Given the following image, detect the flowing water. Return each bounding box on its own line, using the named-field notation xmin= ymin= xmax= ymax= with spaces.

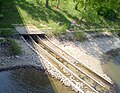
xmin=102 ymin=50 xmax=120 ymax=92
xmin=0 ymin=67 xmax=75 ymax=93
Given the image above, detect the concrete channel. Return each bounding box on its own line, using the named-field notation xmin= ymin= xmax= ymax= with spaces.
xmin=25 ymin=35 xmax=114 ymax=93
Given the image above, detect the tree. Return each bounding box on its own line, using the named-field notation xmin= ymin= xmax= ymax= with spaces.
xmin=73 ymin=0 xmax=120 ymax=21
xmin=45 ymin=0 xmax=49 ymax=8
xmin=56 ymin=0 xmax=60 ymax=9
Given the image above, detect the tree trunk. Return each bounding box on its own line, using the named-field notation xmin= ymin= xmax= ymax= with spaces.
xmin=56 ymin=0 xmax=60 ymax=9
xmin=45 ymin=0 xmax=49 ymax=8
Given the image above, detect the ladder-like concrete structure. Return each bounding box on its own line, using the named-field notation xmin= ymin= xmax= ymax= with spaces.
xmin=15 ymin=25 xmax=45 ymax=35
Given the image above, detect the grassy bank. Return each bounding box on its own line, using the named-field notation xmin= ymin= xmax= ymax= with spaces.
xmin=0 ymin=0 xmax=120 ymax=35
xmin=0 ymin=0 xmax=23 ymax=28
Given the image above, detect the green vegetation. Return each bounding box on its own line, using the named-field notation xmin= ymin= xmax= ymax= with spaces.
xmin=0 ymin=30 xmax=14 ymax=37
xmin=0 ymin=0 xmax=23 ymax=28
xmin=0 ymin=0 xmax=120 ymax=40
xmin=18 ymin=0 xmax=120 ymax=30
xmin=14 ymin=0 xmax=72 ymax=35
xmin=74 ymin=0 xmax=120 ymax=20
xmin=46 ymin=20 xmax=67 ymax=37
xmin=7 ymin=39 xmax=22 ymax=55
xmin=0 ymin=29 xmax=22 ymax=55
xmin=73 ymin=31 xmax=87 ymax=41
xmin=0 ymin=38 xmax=22 ymax=55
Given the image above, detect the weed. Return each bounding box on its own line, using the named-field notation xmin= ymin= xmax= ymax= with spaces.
xmin=7 ymin=39 xmax=22 ymax=55
xmin=47 ymin=20 xmax=67 ymax=37
xmin=73 ymin=32 xmax=87 ymax=41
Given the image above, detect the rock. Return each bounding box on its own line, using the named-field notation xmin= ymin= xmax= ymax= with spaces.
xmin=7 ymin=57 xmax=11 ymax=59
xmin=1 ymin=62 xmax=5 ymax=66
xmin=6 ymin=59 xmax=9 ymax=62
xmin=15 ymin=55 xmax=20 ymax=59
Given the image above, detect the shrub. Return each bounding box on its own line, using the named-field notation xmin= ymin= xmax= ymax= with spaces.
xmin=73 ymin=31 xmax=87 ymax=41
xmin=97 ymin=6 xmax=117 ymax=20
xmin=47 ymin=20 xmax=67 ymax=37
xmin=7 ymin=39 xmax=22 ymax=55
xmin=52 ymin=24 xmax=66 ymax=36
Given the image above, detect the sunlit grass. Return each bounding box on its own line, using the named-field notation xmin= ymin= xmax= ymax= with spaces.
xmin=0 ymin=0 xmax=120 ymax=34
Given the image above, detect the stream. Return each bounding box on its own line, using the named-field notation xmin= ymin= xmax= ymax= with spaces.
xmin=0 ymin=67 xmax=74 ymax=93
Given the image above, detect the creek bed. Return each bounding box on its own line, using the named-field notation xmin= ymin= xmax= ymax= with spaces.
xmin=102 ymin=49 xmax=120 ymax=93
xmin=0 ymin=67 xmax=75 ymax=93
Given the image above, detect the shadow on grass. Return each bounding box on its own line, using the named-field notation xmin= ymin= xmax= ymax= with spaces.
xmin=0 ymin=0 xmax=58 ymax=92
xmin=60 ymin=7 xmax=120 ymax=30
xmin=0 ymin=0 xmax=24 ymax=28
xmin=15 ymin=0 xmax=71 ymax=28
xmin=60 ymin=9 xmax=103 ymax=29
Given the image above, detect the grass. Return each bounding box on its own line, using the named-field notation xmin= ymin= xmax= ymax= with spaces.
xmin=73 ymin=32 xmax=87 ymax=41
xmin=14 ymin=0 xmax=71 ymax=32
xmin=0 ymin=30 xmax=14 ymax=37
xmin=0 ymin=38 xmax=22 ymax=55
xmin=0 ymin=0 xmax=23 ymax=28
xmin=7 ymin=39 xmax=22 ymax=55
xmin=0 ymin=29 xmax=21 ymax=55
xmin=0 ymin=0 xmax=120 ymax=36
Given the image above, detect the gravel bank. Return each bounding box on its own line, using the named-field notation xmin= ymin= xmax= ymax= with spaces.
xmin=50 ymin=35 xmax=120 ymax=83
xmin=1 ymin=34 xmax=120 ymax=84
xmin=0 ymin=37 xmax=43 ymax=70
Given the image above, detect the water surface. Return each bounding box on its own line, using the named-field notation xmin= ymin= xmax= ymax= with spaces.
xmin=0 ymin=67 xmax=74 ymax=93
xmin=102 ymin=50 xmax=120 ymax=92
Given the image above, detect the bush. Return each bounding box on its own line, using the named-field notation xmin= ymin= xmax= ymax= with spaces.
xmin=7 ymin=39 xmax=22 ymax=55
xmin=52 ymin=24 xmax=66 ymax=36
xmin=97 ymin=6 xmax=117 ymax=20
xmin=73 ymin=31 xmax=87 ymax=41
xmin=47 ymin=21 xmax=67 ymax=37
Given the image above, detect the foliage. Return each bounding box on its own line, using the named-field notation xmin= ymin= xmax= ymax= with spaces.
xmin=97 ymin=6 xmax=117 ymax=20
xmin=47 ymin=20 xmax=66 ymax=36
xmin=7 ymin=39 xmax=22 ymax=55
xmin=0 ymin=38 xmax=22 ymax=55
xmin=73 ymin=31 xmax=87 ymax=41
xmin=1 ymin=0 xmax=120 ymax=36
xmin=0 ymin=30 xmax=14 ymax=37
xmin=0 ymin=0 xmax=23 ymax=28
xmin=74 ymin=0 xmax=120 ymax=21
